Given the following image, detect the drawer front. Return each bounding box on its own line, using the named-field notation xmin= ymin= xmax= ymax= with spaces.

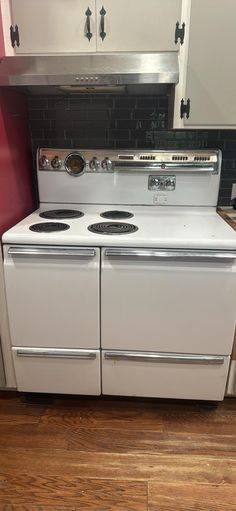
xmin=13 ymin=348 xmax=101 ymax=395
xmin=4 ymin=245 xmax=100 ymax=349
xmin=101 ymin=248 xmax=236 ymax=355
xmin=102 ymin=351 xmax=230 ymax=401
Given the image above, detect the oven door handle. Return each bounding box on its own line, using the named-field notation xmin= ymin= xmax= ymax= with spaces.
xmin=16 ymin=348 xmax=97 ymax=360
xmin=115 ymin=162 xmax=217 ymax=173
xmin=8 ymin=246 xmax=96 ymax=258
xmin=104 ymin=351 xmax=225 ymax=365
xmin=104 ymin=248 xmax=236 ymax=263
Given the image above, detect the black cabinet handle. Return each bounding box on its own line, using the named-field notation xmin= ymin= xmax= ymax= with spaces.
xmin=100 ymin=6 xmax=106 ymax=41
xmin=85 ymin=7 xmax=92 ymax=41
xmin=10 ymin=24 xmax=20 ymax=48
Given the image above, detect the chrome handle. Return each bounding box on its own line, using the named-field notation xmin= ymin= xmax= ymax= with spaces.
xmin=104 ymin=352 xmax=224 ymax=365
xmin=100 ymin=6 xmax=106 ymax=41
xmin=104 ymin=249 xmax=236 ymax=263
xmin=85 ymin=7 xmax=92 ymax=41
xmin=8 ymin=246 xmax=96 ymax=258
xmin=115 ymin=162 xmax=218 ymax=174
xmin=16 ymin=348 xmax=97 ymax=360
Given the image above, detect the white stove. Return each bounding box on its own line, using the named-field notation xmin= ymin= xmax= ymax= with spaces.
xmin=3 ymin=148 xmax=236 ymax=401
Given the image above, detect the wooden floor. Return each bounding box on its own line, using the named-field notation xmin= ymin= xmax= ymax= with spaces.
xmin=0 ymin=392 xmax=235 ymax=510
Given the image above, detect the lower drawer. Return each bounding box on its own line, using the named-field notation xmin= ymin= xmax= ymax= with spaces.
xmin=12 ymin=347 xmax=101 ymax=395
xmin=102 ymin=351 xmax=230 ymax=401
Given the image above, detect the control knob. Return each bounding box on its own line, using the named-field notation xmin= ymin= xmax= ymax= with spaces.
xmin=101 ymin=157 xmax=113 ymax=171
xmin=51 ymin=156 xmax=62 ymax=169
xmin=165 ymin=178 xmax=175 ymax=191
xmin=39 ymin=155 xmax=49 ymax=169
xmin=150 ymin=177 xmax=160 ymax=189
xmin=89 ymin=157 xmax=100 ymax=171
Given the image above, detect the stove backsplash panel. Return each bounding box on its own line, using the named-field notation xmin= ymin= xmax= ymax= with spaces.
xmin=28 ymin=94 xmax=236 ymax=206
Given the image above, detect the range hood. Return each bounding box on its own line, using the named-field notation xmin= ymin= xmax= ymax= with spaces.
xmin=0 ymin=53 xmax=179 ymax=90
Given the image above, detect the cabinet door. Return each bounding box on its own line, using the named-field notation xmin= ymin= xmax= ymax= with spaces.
xmin=4 ymin=245 xmax=100 ymax=349
xmin=184 ymin=0 xmax=236 ymax=127
xmin=10 ymin=0 xmax=96 ymax=53
xmin=101 ymin=248 xmax=236 ymax=355
xmin=96 ymin=0 xmax=182 ymax=52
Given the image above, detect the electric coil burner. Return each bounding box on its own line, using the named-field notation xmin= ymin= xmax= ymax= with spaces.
xmin=29 ymin=222 xmax=70 ymax=233
xmin=39 ymin=209 xmax=84 ymax=219
xmin=88 ymin=222 xmax=138 ymax=235
xmin=100 ymin=210 xmax=134 ymax=220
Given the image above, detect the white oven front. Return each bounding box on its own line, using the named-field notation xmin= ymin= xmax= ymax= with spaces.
xmin=3 ymin=245 xmax=101 ymax=395
xmin=101 ymin=248 xmax=236 ymax=400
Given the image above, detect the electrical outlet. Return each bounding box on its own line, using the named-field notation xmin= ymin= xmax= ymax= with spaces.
xmin=231 ymin=183 xmax=236 ymax=199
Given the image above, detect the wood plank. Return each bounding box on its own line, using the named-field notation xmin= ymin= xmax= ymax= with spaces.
xmin=0 ymin=394 xmax=45 ymax=425
xmin=40 ymin=401 xmax=163 ymax=431
xmin=40 ymin=397 xmax=236 ymax=432
xmin=148 ymin=482 xmax=236 ymax=510
xmin=0 ymin=506 xmax=75 ymax=511
xmin=162 ymin=421 xmax=236 ymax=435
xmin=68 ymin=428 xmax=236 ymax=456
xmin=162 ymin=401 xmax=236 ymax=435
xmin=0 ymin=424 xmax=67 ymax=449
xmin=0 ymin=476 xmax=147 ymax=510
xmin=0 ymin=413 xmax=40 ymax=426
xmin=1 ymin=449 xmax=236 ymax=483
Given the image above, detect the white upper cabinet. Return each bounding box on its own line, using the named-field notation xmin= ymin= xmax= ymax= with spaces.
xmin=96 ymin=0 xmax=182 ymax=52
xmin=9 ymin=0 xmax=97 ymax=53
xmin=7 ymin=0 xmax=182 ymax=54
xmin=174 ymin=0 xmax=236 ymax=128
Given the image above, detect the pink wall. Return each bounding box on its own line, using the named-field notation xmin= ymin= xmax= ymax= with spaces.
xmin=0 ymin=89 xmax=35 ymax=237
xmin=0 ymin=6 xmax=35 ymax=237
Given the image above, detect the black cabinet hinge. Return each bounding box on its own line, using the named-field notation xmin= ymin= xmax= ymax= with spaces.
xmin=10 ymin=25 xmax=20 ymax=48
xmin=175 ymin=21 xmax=185 ymax=45
xmin=180 ymin=98 xmax=190 ymax=119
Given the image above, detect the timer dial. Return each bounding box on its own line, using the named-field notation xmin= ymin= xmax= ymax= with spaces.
xmin=64 ymin=153 xmax=86 ymax=177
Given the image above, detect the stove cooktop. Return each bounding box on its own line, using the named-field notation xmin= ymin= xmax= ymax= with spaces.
xmin=88 ymin=222 xmax=138 ymax=235
xmin=3 ymin=204 xmax=236 ymax=250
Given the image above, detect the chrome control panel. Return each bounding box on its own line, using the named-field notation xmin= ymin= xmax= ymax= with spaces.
xmin=148 ymin=175 xmax=176 ymax=191
xmin=37 ymin=149 xmax=220 ymax=175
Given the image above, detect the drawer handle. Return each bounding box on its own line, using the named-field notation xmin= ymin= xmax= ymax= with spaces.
xmin=8 ymin=247 xmax=96 ymax=258
xmin=104 ymin=249 xmax=236 ymax=263
xmin=104 ymin=352 xmax=224 ymax=365
xmin=16 ymin=348 xmax=97 ymax=360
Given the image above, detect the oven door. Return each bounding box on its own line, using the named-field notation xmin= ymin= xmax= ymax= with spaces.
xmin=4 ymin=245 xmax=100 ymax=349
xmin=101 ymin=248 xmax=236 ymax=355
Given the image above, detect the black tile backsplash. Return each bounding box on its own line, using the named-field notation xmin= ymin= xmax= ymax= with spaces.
xmin=28 ymin=94 xmax=236 ymax=206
